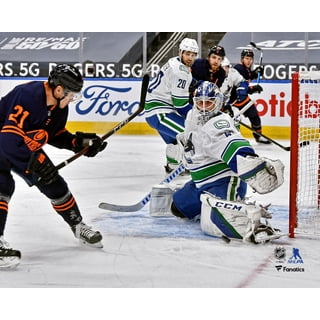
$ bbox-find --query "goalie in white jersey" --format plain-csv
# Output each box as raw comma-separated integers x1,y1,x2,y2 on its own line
170,81,285,243
144,38,198,173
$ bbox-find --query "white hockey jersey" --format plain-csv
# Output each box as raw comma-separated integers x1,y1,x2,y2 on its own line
220,67,244,104
145,57,192,117
183,110,254,188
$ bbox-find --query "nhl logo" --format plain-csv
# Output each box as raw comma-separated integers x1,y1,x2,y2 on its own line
274,246,286,262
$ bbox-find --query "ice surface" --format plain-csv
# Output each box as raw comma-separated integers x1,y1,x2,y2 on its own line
1,134,319,318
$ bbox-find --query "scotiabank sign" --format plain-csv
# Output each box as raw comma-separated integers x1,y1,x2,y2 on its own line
252,81,292,126
253,81,320,125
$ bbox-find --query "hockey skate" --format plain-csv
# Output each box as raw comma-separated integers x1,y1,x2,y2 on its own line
0,236,21,269
249,223,287,244
254,135,271,144
71,222,103,248
245,202,287,244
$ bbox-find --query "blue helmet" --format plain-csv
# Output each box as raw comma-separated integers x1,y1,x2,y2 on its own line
193,81,224,123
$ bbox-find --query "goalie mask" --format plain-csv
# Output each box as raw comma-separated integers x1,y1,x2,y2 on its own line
193,81,224,124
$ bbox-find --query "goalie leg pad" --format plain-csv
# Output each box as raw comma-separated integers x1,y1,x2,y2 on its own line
200,193,249,239
200,193,283,243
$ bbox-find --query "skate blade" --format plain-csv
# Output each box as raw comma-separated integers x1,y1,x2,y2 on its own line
0,256,21,270
79,239,103,249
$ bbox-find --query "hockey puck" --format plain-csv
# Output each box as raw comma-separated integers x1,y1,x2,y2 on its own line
221,235,231,243
299,141,310,147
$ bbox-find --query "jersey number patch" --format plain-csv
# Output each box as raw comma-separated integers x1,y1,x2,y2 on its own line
8,105,30,128
177,79,186,89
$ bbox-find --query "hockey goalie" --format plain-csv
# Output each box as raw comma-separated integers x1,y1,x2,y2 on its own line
169,81,286,243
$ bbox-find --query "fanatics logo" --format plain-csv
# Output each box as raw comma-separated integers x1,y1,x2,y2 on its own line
275,265,282,271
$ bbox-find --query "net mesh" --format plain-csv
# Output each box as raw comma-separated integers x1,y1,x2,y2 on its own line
295,71,320,236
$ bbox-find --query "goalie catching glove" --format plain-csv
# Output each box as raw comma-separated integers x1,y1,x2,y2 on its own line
236,155,284,194
72,131,107,157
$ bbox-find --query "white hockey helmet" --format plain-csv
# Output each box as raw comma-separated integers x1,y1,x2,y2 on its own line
179,38,199,54
221,57,231,67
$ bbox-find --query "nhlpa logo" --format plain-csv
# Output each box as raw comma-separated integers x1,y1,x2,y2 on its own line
288,248,304,264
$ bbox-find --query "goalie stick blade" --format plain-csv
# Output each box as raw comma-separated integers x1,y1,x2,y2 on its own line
98,164,186,212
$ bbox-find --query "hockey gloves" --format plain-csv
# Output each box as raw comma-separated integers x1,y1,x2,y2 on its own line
27,150,59,185
72,131,107,157
253,66,264,77
248,84,263,94
221,104,234,117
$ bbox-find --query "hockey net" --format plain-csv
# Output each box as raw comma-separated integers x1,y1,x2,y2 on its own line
289,71,320,238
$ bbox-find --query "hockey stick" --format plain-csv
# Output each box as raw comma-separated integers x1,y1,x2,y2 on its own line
233,99,255,122
239,120,291,151
249,42,263,83
239,120,310,151
56,74,150,170
99,164,186,212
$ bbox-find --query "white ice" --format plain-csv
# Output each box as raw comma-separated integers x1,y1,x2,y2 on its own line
1,133,319,318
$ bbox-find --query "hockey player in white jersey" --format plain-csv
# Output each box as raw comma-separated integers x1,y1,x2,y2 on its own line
171,81,285,243
220,57,244,106
144,38,199,173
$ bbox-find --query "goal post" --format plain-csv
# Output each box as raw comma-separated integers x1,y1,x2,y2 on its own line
289,71,320,238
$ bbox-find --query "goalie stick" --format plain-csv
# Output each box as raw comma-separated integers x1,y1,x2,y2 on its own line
99,102,262,212
98,164,186,212
56,73,150,170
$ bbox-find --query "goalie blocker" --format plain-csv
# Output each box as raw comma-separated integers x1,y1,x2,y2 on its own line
200,193,286,244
